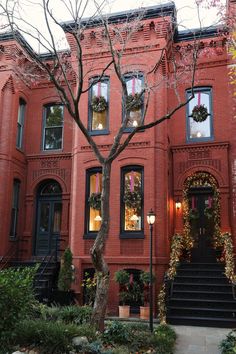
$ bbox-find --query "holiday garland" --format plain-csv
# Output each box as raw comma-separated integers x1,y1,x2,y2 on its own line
158,172,223,324
91,95,107,113
158,233,184,324
220,232,236,283
191,104,208,122
88,192,101,210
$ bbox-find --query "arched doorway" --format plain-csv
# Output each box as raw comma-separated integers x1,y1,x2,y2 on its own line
34,180,62,256
183,172,220,262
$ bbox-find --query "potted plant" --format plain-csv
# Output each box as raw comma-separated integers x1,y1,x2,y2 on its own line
114,270,131,318
52,247,75,305
139,271,155,320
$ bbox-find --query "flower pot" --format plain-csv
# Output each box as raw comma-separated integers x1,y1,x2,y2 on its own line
119,305,130,318
140,306,150,320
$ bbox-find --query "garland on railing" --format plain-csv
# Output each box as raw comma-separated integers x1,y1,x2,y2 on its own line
221,232,236,283
158,233,184,324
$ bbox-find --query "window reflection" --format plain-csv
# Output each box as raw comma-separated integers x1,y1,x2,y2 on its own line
88,171,102,231
187,89,212,141
123,170,142,231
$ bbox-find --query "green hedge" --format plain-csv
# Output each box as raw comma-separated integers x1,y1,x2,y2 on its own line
0,266,37,349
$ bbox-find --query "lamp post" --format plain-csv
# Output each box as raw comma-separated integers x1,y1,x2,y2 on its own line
147,209,156,332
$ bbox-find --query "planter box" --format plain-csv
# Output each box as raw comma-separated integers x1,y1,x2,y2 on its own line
119,305,130,318
140,306,150,320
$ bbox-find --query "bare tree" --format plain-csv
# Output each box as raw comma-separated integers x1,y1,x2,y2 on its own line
0,0,201,330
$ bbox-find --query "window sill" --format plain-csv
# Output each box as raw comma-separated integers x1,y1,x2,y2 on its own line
83,233,97,239
187,137,214,143
89,130,110,136
120,232,144,239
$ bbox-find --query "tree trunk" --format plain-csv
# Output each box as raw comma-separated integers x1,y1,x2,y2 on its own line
90,161,111,331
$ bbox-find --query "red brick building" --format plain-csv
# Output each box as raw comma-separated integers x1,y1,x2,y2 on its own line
0,1,235,322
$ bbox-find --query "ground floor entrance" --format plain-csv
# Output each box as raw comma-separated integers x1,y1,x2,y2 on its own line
34,180,62,256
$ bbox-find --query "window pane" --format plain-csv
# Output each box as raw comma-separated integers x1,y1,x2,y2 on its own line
53,203,62,233
39,202,50,232
92,82,108,99
124,170,142,231
91,81,108,131
89,172,102,232
92,111,106,130
16,100,26,148
10,180,20,238
44,127,62,150
127,110,142,128
46,105,63,127
126,77,142,94
189,117,211,139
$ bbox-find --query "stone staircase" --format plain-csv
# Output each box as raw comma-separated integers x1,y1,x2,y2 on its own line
167,261,236,328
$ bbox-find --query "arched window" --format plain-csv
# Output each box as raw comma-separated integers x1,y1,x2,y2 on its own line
85,168,102,236
120,166,144,237
88,77,109,134
123,73,144,130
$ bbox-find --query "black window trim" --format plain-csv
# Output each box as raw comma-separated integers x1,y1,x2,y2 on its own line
186,86,214,143
84,166,102,239
42,103,64,151
120,165,144,239
88,76,110,135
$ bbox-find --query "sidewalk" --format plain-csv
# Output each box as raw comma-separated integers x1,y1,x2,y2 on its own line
172,325,231,354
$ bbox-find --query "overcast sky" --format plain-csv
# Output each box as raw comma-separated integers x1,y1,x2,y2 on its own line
1,0,226,52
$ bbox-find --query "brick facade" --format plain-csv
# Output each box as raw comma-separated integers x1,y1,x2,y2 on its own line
0,3,234,314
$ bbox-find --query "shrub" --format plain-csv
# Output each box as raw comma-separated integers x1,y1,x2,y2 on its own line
58,247,73,291
13,319,96,353
219,330,236,354
0,266,38,347
38,304,92,324
102,321,133,345
152,324,177,354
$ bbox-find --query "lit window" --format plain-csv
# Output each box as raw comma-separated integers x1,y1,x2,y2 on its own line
85,168,102,235
43,104,63,150
10,179,20,238
124,74,144,129
89,78,109,134
186,87,213,142
16,98,26,149
121,166,144,237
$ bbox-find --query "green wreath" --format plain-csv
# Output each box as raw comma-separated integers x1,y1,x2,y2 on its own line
189,208,199,220
126,93,143,111
91,96,107,113
204,206,213,219
123,191,142,209
191,104,208,122
88,192,101,210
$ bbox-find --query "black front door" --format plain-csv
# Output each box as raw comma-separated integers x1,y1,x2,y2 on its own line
189,189,214,262
35,180,62,256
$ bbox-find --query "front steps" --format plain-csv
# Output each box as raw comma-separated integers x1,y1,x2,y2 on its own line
7,259,59,303
167,262,236,328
